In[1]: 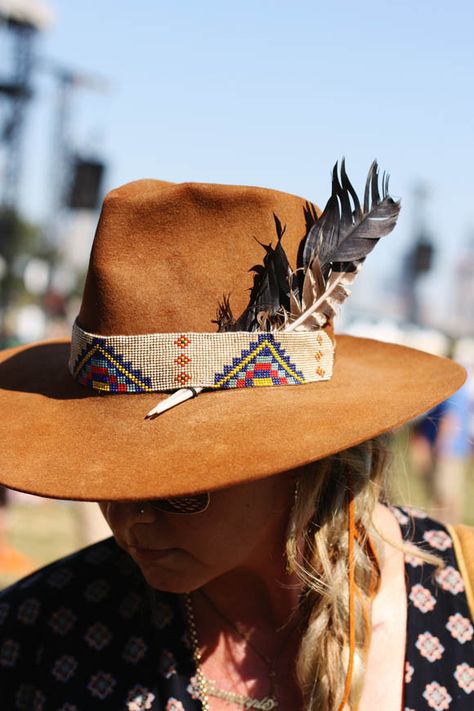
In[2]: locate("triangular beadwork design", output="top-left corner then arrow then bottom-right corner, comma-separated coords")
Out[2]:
213,333 -> 306,389
73,339 -> 153,393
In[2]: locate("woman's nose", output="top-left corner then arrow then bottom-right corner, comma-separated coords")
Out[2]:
101,501 -> 159,529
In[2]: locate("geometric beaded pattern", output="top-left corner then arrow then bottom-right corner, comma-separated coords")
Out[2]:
69,320 -> 334,393
213,333 -> 305,388
73,340 -> 153,393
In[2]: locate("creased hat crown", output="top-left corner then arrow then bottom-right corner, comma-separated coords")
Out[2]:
79,179 -> 317,336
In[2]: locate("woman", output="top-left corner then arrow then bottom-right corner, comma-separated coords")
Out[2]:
0,164 -> 472,710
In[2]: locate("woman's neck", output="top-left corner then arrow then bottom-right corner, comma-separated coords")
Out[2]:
202,566 -> 300,632
189,556 -> 303,710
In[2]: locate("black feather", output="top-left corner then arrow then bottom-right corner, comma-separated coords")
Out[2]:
304,160 -> 400,274
213,294 -> 237,332
297,201 -> 319,295
236,216 -> 292,331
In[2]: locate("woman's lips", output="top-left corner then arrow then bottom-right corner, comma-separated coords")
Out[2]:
128,546 -> 177,563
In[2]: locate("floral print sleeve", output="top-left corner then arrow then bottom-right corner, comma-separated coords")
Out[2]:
392,506 -> 474,710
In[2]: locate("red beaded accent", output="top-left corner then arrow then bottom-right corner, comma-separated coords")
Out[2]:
175,354 -> 191,366
174,335 -> 191,384
174,335 -> 191,349
175,372 -> 191,385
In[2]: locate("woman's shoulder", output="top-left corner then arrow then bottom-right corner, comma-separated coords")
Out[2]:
0,539 -> 187,708
388,507 -> 474,705
389,503 -> 458,545
1,536 -> 125,602
389,504 -> 474,617
367,505 -> 474,708
0,536 -> 143,647
391,506 -> 473,583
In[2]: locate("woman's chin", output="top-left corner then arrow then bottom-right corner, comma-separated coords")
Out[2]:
138,564 -> 205,594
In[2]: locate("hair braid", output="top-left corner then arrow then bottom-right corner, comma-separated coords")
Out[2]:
286,437 -> 387,710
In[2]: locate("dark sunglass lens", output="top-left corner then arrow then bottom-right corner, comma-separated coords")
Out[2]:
149,493 -> 210,514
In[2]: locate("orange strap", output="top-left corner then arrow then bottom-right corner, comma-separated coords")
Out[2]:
337,480 -> 356,711
354,528 -> 381,600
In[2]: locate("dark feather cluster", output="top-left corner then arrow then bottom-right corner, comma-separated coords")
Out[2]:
215,160 -> 400,332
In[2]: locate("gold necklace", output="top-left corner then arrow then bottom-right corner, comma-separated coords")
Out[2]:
205,679 -> 279,709
184,594 -> 210,711
184,594 -> 280,710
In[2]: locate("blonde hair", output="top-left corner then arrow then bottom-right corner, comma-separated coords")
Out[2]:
285,436 -> 390,710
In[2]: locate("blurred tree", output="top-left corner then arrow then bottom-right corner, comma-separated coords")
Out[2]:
0,207 -> 50,345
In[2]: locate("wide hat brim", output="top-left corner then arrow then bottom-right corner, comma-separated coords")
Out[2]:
0,334 -> 465,501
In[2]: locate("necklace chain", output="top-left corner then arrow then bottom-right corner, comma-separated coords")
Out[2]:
184,593 -> 281,710
205,679 -> 279,709
184,594 -> 211,711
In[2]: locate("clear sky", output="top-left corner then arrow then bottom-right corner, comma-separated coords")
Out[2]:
15,1 -> 474,324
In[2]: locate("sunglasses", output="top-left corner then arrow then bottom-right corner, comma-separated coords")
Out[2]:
143,492 -> 211,515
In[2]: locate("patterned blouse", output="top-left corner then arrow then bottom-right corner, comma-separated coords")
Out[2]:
0,507 -> 472,710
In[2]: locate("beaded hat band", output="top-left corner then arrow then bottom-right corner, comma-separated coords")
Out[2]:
69,320 -> 334,393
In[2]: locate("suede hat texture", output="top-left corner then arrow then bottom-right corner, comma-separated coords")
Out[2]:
0,179 -> 466,501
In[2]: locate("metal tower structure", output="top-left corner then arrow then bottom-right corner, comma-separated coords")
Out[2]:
0,0 -> 52,209
42,60 -> 108,231
0,1 -> 52,346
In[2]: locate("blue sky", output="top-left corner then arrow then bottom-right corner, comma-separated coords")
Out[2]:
16,1 -> 474,323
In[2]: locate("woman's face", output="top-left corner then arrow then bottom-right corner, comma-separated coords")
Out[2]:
99,474 -> 295,593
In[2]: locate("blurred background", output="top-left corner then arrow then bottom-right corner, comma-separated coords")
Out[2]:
0,0 -> 473,587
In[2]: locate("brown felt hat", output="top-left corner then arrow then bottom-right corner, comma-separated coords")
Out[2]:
0,178 -> 466,501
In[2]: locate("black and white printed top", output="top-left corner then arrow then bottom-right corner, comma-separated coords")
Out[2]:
0,506 -> 472,710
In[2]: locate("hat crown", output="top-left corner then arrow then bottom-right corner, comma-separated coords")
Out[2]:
78,180 -> 316,335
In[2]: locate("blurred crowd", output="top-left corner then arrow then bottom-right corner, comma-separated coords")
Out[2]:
410,357 -> 473,524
